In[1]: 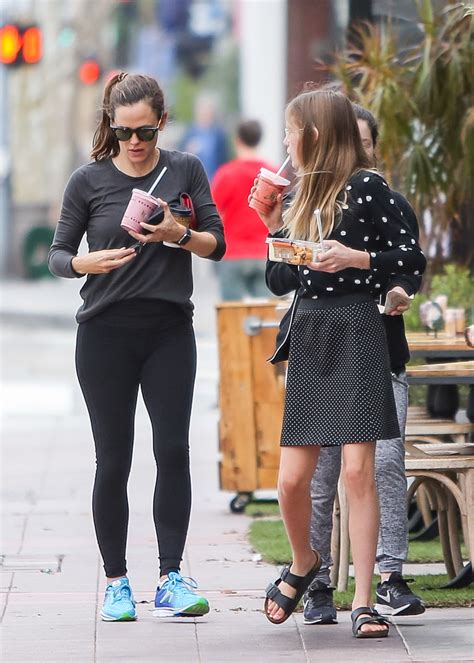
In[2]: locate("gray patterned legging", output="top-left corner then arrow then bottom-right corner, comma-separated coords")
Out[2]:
310,372 -> 409,583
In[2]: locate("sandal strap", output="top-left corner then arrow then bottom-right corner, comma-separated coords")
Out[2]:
279,551 -> 321,591
265,583 -> 297,613
351,607 -> 390,635
351,606 -> 378,621
280,566 -> 307,590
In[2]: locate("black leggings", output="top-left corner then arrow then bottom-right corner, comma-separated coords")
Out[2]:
75,300 -> 196,578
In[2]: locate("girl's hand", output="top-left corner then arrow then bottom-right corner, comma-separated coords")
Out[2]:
72,247 -> 136,275
385,286 -> 412,316
308,240 -> 370,272
248,178 -> 284,234
128,198 -> 186,245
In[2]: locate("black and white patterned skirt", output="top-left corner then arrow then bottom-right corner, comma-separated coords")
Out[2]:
280,293 -> 400,447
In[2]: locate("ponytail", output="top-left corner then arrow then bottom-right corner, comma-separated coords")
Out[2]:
91,72 -> 165,162
91,72 -> 127,161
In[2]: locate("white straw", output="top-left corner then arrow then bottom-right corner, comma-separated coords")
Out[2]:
147,166 -> 168,195
314,208 -> 324,247
276,156 -> 290,176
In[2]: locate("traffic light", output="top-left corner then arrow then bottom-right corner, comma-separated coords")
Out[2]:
22,27 -> 42,64
0,24 -> 43,65
78,59 -> 101,85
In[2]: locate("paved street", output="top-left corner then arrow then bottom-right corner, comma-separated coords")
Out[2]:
1,264 -> 473,662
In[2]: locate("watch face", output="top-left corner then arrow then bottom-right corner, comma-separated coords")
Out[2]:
178,227 -> 192,245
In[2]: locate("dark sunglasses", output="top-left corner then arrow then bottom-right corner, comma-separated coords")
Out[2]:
110,125 -> 160,142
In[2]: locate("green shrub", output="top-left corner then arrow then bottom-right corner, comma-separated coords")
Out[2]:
405,263 -> 474,331
430,264 -> 474,325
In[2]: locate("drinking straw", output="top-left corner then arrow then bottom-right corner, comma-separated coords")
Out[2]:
147,166 -> 168,195
276,156 -> 290,176
314,208 -> 324,247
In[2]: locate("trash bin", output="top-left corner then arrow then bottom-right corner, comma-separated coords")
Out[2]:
22,226 -> 55,279
216,301 -> 285,512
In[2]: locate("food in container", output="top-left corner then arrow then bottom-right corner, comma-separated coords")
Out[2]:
266,237 -> 320,266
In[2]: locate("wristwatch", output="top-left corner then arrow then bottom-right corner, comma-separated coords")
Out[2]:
176,226 -> 192,246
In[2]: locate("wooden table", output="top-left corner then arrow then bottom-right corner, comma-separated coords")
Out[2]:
407,332 -> 474,359
406,360 -> 474,385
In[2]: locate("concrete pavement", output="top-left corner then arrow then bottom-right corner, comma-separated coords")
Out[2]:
1,265 -> 473,662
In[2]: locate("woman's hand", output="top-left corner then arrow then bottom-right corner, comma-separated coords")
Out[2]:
308,240 -> 370,272
128,198 -> 186,245
72,247 -> 136,275
248,178 -> 284,234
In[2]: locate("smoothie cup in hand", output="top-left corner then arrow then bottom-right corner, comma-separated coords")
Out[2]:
249,168 -> 290,215
120,189 -> 161,234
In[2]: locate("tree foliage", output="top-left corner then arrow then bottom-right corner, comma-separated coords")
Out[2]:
321,1 -> 474,269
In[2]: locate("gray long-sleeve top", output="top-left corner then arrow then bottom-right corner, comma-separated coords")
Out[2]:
49,150 -> 225,323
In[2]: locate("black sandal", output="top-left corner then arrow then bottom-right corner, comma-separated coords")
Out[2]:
264,550 -> 321,624
351,607 -> 390,638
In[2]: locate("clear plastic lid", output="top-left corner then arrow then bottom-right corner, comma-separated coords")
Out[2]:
259,168 -> 291,186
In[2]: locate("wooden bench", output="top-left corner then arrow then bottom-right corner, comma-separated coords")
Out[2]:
406,406 -> 473,445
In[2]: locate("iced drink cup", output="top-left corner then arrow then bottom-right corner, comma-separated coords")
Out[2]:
249,168 -> 290,215
163,205 -> 193,248
120,188 -> 161,234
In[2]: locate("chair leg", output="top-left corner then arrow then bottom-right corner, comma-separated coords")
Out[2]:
330,491 -> 341,588
464,469 -> 474,569
447,490 -> 464,576
417,485 -> 434,528
337,478 -> 350,592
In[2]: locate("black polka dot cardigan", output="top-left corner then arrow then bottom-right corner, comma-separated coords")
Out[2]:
267,169 -> 426,301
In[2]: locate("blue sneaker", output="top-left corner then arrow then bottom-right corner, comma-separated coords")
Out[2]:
153,571 -> 210,618
100,577 -> 137,621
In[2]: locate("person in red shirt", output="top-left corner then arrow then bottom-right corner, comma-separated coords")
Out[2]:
211,120 -> 277,300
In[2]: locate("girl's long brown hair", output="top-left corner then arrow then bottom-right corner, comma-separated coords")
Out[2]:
91,73 -> 165,161
283,89 -> 371,242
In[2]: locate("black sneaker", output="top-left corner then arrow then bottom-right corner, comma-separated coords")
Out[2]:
303,580 -> 338,625
375,572 -> 425,616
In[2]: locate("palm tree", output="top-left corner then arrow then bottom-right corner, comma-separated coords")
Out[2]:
323,1 -> 474,272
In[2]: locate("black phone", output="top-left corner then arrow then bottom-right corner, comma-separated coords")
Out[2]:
129,207 -> 165,253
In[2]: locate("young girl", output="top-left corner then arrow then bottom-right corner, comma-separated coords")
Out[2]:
49,73 -> 225,621
254,89 -> 426,637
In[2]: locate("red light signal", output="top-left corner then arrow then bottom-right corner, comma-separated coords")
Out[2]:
22,26 -> 42,64
79,59 -> 101,85
0,23 -> 43,65
0,24 -> 22,64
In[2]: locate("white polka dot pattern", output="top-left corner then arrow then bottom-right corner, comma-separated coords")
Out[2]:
280,298 -> 400,446
292,170 -> 426,300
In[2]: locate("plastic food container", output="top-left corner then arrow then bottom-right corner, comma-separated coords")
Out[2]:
266,237 -> 321,265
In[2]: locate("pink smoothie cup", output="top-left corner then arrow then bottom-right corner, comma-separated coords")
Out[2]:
120,189 -> 161,234
249,168 -> 290,215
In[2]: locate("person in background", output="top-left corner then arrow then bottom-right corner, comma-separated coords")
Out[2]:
179,93 -> 229,181
48,73 -> 225,622
303,103 -> 426,626
254,88 -> 426,637
211,119 -> 275,300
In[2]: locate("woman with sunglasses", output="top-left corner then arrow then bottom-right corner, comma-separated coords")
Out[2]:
252,89 -> 426,637
49,73 -> 225,622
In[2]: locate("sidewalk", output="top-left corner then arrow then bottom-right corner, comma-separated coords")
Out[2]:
1,274 -> 473,662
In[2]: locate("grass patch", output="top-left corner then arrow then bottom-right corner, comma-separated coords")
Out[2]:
246,508 -> 468,563
248,518 -> 473,607
245,502 -> 280,518
409,537 -> 468,563
332,576 -> 473,609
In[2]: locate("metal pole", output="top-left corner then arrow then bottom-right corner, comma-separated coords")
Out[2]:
0,63 -> 11,277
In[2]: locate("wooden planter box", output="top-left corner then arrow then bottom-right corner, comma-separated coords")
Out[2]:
216,301 -> 285,511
